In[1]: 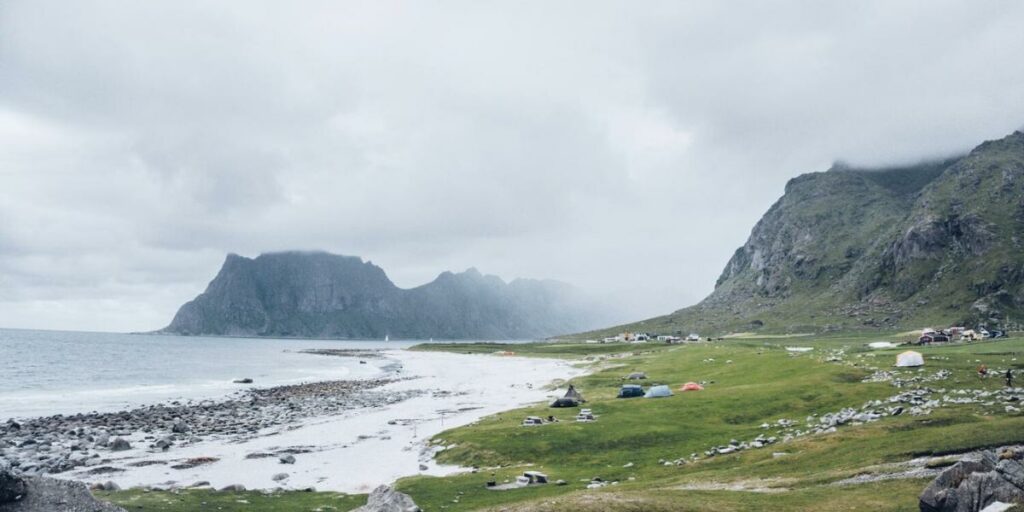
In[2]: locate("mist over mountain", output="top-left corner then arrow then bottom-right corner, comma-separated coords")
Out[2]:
587,129 -> 1024,336
161,251 -> 604,340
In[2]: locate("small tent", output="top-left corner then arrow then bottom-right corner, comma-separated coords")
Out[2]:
617,384 -> 645,398
680,382 -> 704,391
896,350 -> 924,367
550,397 -> 580,408
626,372 -> 648,380
644,385 -> 673,398
563,385 -> 585,402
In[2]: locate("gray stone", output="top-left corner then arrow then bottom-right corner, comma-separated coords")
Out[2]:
1,468 -> 27,504
353,485 -> 421,512
0,473 -> 125,511
920,447 -> 1024,512
218,484 -> 246,492
272,473 -> 288,482
108,438 -> 131,452
279,454 -> 295,465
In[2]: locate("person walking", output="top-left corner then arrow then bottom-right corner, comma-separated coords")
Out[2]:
1007,369 -> 1014,387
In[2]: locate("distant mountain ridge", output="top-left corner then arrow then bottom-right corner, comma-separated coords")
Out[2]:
584,129 -> 1024,336
162,251 -> 602,339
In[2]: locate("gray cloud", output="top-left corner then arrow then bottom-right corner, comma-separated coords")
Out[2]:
2,0 -> 1024,331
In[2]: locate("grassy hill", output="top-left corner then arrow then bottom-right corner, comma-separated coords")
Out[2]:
101,334 -> 1024,511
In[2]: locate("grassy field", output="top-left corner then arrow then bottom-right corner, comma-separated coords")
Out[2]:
101,333 -> 1024,511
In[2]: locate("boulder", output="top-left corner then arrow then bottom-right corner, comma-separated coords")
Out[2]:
108,438 -> 131,452
353,485 -> 421,512
272,473 -> 288,482
0,473 -> 125,511
218,484 -> 246,492
920,447 -> 1024,512
1,469 -> 26,504
279,454 -> 296,465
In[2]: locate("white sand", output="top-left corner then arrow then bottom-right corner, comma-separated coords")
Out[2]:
76,349 -> 584,493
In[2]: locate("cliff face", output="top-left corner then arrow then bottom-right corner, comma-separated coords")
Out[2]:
590,130 -> 1024,335
163,252 -> 600,339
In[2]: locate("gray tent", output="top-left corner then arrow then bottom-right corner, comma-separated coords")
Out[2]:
563,385 -> 585,402
644,385 -> 673,398
626,372 -> 647,380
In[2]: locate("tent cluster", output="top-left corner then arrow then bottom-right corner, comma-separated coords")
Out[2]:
617,374 -> 705,399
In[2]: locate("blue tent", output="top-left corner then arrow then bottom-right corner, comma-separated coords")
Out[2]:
644,385 -> 673,398
617,384 -> 645,398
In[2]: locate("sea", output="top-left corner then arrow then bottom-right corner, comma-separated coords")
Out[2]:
0,328 -> 423,420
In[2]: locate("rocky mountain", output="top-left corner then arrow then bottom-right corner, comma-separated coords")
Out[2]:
162,251 -> 602,339
591,130 -> 1024,336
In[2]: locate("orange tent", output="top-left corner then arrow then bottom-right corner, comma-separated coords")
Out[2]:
680,382 -> 704,391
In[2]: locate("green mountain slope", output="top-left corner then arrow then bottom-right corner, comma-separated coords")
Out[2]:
584,130 -> 1024,337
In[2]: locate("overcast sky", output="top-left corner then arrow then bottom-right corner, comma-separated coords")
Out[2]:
2,1 -> 1024,332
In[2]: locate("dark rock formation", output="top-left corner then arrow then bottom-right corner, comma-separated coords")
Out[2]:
588,130 -> 1024,335
162,251 -> 603,339
0,469 -> 124,512
919,446 -> 1024,512
353,485 -> 421,512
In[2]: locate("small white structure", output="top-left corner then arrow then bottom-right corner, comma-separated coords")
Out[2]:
868,341 -> 897,349
686,333 -> 701,342
785,347 -> 814,353
896,350 -> 925,367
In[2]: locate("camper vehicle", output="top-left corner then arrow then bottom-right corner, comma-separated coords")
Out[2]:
686,333 -> 701,342
522,416 -> 544,426
987,329 -> 1007,339
576,408 -> 595,422
617,384 -> 645,398
961,329 -> 980,341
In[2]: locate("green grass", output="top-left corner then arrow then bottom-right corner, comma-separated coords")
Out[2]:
99,334 -> 1024,511
97,488 -> 365,511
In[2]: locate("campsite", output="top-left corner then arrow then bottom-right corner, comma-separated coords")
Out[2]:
387,332 -> 1024,511
99,332 -> 1024,511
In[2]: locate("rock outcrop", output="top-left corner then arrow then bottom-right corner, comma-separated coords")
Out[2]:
0,468 -> 125,512
352,485 -> 421,512
919,446 -> 1024,512
162,251 -> 604,339
586,130 -> 1024,336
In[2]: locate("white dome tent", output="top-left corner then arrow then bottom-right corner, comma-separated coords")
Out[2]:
896,350 -> 925,367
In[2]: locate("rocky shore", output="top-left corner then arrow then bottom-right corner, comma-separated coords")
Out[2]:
0,371 -> 422,479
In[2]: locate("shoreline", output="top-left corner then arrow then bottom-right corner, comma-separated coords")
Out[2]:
0,348 -> 585,493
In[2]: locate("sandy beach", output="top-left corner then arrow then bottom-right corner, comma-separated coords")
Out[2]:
0,348 -> 584,493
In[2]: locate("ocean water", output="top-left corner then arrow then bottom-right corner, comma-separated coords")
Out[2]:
0,328 -> 419,420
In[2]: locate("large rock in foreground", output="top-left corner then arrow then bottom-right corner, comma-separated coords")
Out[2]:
0,469 -> 125,512
353,485 -> 421,512
919,446 -> 1024,512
